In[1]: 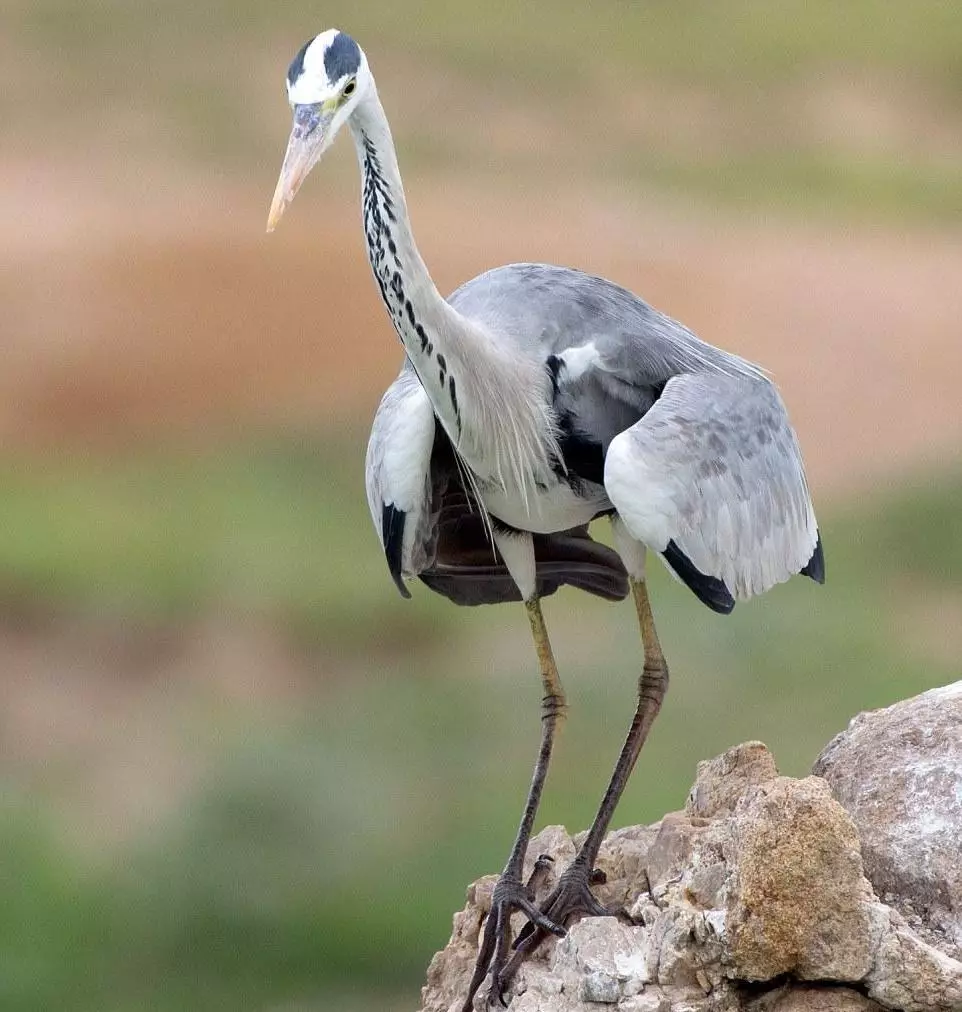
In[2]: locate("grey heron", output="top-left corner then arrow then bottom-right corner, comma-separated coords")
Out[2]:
267,29 -> 824,1010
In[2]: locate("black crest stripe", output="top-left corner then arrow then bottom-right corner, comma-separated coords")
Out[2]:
287,39 -> 311,86
323,32 -> 361,81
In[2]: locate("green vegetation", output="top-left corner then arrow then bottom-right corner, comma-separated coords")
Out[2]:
15,0 -> 962,88
0,439 -> 450,650
0,444 -> 956,1011
845,468 -> 962,588
9,0 -> 962,220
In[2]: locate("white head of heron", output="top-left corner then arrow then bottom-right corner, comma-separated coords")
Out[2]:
267,29 -> 370,231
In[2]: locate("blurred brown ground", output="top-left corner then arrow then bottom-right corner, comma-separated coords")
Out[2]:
5,154 -> 961,495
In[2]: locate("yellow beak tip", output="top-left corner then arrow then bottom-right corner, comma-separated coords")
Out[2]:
266,199 -> 287,233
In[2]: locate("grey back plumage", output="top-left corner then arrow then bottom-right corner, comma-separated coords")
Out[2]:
449,263 -> 763,448
449,264 -> 764,384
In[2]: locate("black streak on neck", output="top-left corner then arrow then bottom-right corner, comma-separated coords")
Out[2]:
360,132 -> 462,436
360,133 -> 399,323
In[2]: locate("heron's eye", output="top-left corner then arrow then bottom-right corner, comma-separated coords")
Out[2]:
343,79 -> 357,97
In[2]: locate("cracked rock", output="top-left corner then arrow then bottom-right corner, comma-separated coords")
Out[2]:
813,681 -> 962,961
724,775 -> 878,981
420,684 -> 962,1012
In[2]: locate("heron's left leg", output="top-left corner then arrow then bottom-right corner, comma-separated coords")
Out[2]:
499,528 -> 668,989
461,532 -> 570,1010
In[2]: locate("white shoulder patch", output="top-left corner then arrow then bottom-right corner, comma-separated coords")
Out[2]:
559,342 -> 602,383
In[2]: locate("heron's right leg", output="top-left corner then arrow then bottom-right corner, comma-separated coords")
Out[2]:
462,536 -> 568,1010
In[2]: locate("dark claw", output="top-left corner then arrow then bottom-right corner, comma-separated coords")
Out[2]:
511,917 -> 540,952
460,872 -> 566,1012
500,860 -> 613,991
516,895 -> 568,937
525,854 -> 554,898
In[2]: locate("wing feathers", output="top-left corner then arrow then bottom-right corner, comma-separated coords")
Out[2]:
605,373 -> 820,602
381,504 -> 411,598
662,539 -> 736,614
421,518 -> 629,606
801,532 -> 825,584
365,366 -> 438,586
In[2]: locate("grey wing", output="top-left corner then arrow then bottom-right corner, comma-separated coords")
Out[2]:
604,372 -> 822,605
448,263 -> 821,604
365,364 -> 439,597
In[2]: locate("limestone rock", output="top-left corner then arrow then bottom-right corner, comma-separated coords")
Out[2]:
725,775 -> 878,981
420,733 -> 962,1012
421,874 -> 495,1012
813,680 -> 962,959
746,985 -> 885,1011
686,741 -> 779,820
557,919 -> 651,1000
864,904 -> 962,1012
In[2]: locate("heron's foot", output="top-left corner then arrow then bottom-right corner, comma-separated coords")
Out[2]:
494,860 -> 612,998
461,855 -> 562,1011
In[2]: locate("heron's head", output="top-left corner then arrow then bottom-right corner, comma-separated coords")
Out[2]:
267,29 -> 370,231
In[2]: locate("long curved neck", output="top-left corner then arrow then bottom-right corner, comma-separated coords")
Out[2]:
348,83 -> 559,502
349,86 -> 468,441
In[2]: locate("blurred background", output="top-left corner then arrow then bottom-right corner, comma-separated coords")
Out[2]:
3,1 -> 962,1009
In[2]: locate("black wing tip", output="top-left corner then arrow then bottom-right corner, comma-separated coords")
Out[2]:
381,504 -> 412,599
663,539 -> 736,615
801,532 -> 825,585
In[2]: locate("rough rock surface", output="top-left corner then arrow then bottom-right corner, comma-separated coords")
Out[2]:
813,681 -> 962,960
420,691 -> 962,1012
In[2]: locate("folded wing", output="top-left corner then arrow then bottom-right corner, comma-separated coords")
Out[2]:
604,372 -> 822,608
365,366 -> 439,598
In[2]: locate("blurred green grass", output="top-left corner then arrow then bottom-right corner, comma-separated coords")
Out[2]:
15,0 -> 962,87
0,443 -> 957,1011
8,0 -> 962,220
0,438 -> 449,652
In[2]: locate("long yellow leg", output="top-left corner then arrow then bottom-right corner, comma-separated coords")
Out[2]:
461,596 -> 568,1011
578,577 -> 668,857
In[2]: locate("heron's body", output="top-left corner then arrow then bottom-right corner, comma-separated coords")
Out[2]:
267,29 -> 823,1009
368,261 -> 820,609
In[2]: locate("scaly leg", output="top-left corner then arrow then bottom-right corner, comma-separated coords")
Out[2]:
499,577 -> 669,988
461,597 -> 568,1011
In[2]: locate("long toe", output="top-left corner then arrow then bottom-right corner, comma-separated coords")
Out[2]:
497,861 -> 614,995
461,873 -> 565,1011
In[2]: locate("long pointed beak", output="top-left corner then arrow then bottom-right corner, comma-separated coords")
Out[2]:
266,104 -> 335,232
